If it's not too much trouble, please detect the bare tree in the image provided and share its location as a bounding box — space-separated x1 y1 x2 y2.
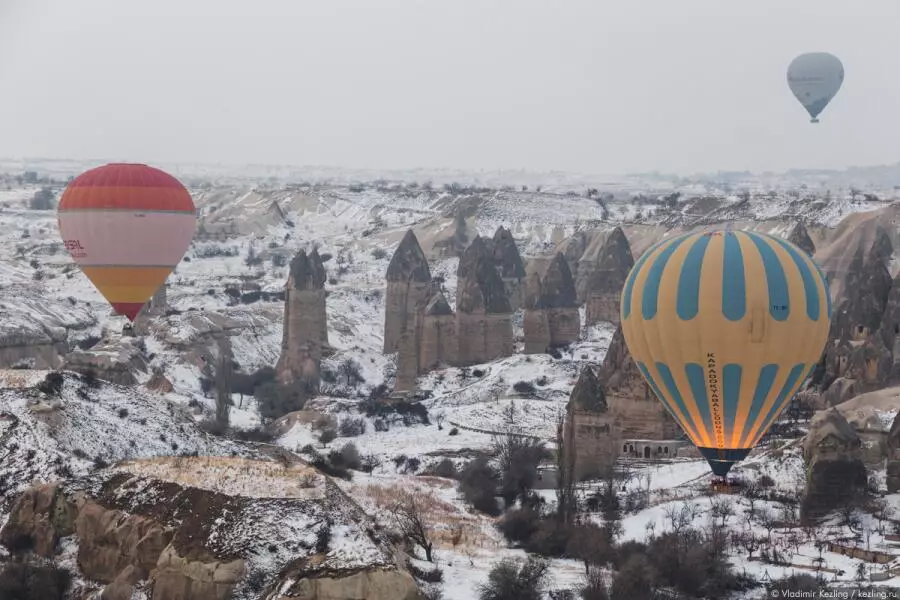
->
870 498 894 535
555 413 576 524
389 490 435 562
838 504 860 536
755 508 779 547
215 340 233 430
663 502 697 537
710 496 735 528
734 528 762 560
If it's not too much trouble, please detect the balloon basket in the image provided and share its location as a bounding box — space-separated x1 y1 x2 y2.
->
710 476 742 494
810 118 820 123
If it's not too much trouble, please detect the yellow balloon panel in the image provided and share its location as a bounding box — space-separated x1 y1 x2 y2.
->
620 230 831 461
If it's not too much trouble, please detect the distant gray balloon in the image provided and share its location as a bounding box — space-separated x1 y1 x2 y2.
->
787 52 844 123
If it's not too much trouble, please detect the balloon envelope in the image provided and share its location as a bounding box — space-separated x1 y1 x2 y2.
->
787 52 844 122
57 163 196 321
620 230 831 477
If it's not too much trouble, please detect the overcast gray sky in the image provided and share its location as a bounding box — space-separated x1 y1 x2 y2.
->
1 0 899 175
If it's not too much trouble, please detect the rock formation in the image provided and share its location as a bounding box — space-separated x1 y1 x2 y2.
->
800 408 868 523
384 230 432 353
63 336 149 386
564 367 615 479
490 227 526 312
523 253 580 353
788 221 816 257
276 249 328 389
0 459 421 600
888 412 900 492
816 239 896 404
597 326 681 440
559 230 589 283
455 237 514 365
420 291 456 371
395 288 458 392
582 227 634 325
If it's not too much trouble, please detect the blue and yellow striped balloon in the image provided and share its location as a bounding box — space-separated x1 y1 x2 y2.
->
620 229 831 477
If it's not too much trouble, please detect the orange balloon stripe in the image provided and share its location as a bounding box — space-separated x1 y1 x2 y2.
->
59 186 195 212
66 163 187 189
81 266 173 303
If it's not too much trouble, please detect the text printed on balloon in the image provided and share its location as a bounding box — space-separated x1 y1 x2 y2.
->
707 353 725 448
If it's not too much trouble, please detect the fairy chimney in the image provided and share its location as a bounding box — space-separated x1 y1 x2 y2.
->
456 238 514 365
420 290 457 370
583 227 634 326
395 287 459 393
276 249 328 387
523 253 580 353
598 325 681 440
384 230 432 353
788 221 816 257
564 367 615 479
491 227 526 312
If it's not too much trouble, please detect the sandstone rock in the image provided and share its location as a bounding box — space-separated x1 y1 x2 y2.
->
887 460 900 494
821 376 858 406
420 292 456 370
146 370 174 394
75 498 172 582
569 366 607 413
787 221 816 257
276 249 329 388
828 246 892 343
101 565 149 600
582 227 634 326
384 230 432 353
597 326 681 440
3 459 418 600
153 543 245 600
0 483 76 557
801 408 869 523
558 230 590 283
456 236 492 286
456 240 513 365
564 368 615 479
522 254 579 352
491 227 526 312
63 336 148 386
268 565 421 600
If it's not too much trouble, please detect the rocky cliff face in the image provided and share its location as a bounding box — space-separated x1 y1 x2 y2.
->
522 254 580 353
456 239 513 365
384 230 432 354
276 249 329 388
788 221 816 257
0 458 420 600
0 284 97 370
582 227 635 326
564 367 614 479
63 336 149 386
597 326 681 440
490 227 526 312
801 408 869 523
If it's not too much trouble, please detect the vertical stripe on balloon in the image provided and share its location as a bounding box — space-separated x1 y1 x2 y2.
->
676 235 711 320
721 233 747 321
746 233 790 321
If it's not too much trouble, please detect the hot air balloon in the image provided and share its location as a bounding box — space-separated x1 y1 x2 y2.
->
787 52 844 123
620 230 831 478
57 163 196 321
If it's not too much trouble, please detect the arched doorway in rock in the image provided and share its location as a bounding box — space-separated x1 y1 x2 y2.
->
644 446 651 458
